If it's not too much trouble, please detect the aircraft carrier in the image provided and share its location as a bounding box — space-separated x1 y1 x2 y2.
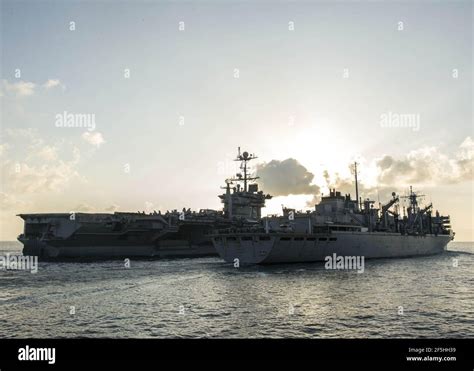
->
17 148 271 260
212 163 454 265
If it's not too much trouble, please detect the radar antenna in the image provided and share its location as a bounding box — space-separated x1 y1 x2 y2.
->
232 147 259 192
400 186 425 214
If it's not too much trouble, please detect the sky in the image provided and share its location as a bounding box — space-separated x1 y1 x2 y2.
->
0 0 473 240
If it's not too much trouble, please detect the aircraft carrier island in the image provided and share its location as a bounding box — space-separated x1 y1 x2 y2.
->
17 148 271 260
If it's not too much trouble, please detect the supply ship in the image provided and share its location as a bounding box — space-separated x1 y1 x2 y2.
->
211 163 454 265
17 148 271 260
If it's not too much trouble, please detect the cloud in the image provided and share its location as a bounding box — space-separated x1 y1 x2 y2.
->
73 203 94 212
82 132 105 148
317 137 473 204
255 137 472 209
376 136 473 186
5 128 37 139
0 192 28 210
43 79 64 90
7 128 60 162
321 168 393 202
323 170 356 195
256 158 320 196
2 80 36 97
1 129 81 194
144 201 155 213
105 204 119 212
2 78 64 97
35 145 58 161
4 161 80 193
0 143 9 157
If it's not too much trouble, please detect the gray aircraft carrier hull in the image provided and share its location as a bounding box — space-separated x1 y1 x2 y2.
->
21 239 217 261
212 231 452 264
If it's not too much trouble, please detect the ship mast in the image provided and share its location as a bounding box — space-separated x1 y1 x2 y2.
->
219 147 270 221
402 186 425 214
353 161 359 210
233 147 259 192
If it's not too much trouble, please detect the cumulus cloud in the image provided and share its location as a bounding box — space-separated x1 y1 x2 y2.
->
317 137 473 204
43 79 64 90
321 168 394 202
376 137 473 186
5 128 37 139
0 192 28 210
255 137 472 208
2 80 36 97
0 143 8 157
4 161 80 193
323 169 356 195
256 158 320 196
144 201 155 213
82 132 105 148
105 204 119 212
73 203 94 212
2 78 64 97
1 129 81 194
35 145 58 161
7 128 60 162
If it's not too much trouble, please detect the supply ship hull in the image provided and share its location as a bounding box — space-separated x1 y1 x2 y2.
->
212 231 452 264
211 183 454 265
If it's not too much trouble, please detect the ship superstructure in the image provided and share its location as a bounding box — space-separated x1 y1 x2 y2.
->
219 148 271 221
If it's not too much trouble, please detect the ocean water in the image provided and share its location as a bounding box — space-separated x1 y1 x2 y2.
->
0 241 473 338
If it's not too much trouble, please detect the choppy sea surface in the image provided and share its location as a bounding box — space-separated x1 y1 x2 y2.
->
0 241 473 338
